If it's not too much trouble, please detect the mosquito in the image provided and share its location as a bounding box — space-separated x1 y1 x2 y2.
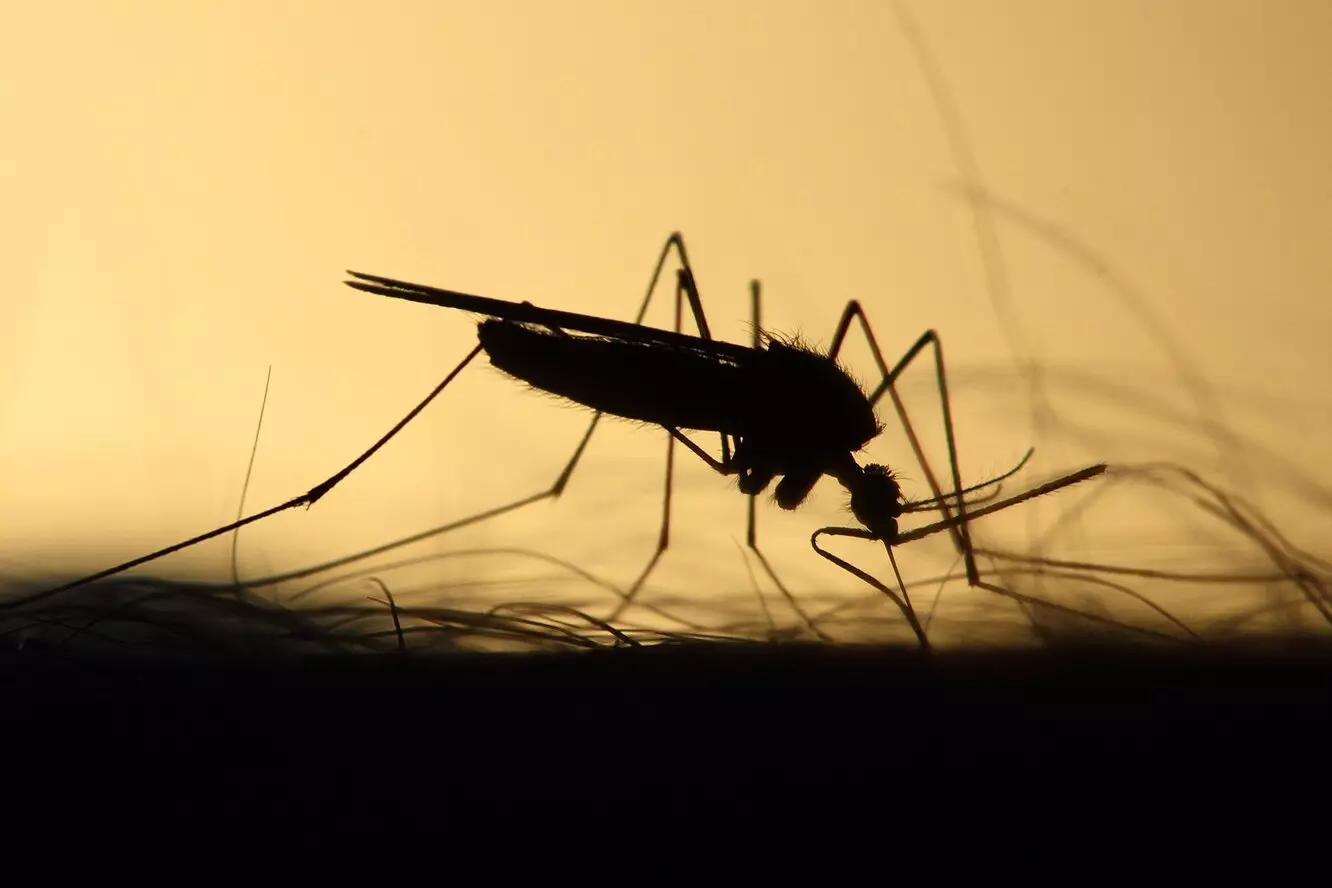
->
339 233 1107 646
13 233 1107 649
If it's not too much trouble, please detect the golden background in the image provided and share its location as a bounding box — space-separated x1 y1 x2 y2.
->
3 1 1329 644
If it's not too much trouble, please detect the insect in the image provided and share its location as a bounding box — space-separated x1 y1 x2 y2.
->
14 233 1108 649
340 233 1107 646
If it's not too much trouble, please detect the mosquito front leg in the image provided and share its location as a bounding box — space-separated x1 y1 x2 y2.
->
827 304 976 585
14 237 715 617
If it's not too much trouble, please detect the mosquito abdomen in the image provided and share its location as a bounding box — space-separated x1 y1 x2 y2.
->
477 319 745 432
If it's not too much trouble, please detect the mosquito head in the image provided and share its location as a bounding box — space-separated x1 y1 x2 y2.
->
829 457 905 541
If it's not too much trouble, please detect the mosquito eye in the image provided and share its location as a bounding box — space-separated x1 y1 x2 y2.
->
850 464 903 539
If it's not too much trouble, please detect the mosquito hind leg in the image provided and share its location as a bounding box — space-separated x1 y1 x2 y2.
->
290 234 738 633
10 342 492 610
637 232 733 460
601 237 737 625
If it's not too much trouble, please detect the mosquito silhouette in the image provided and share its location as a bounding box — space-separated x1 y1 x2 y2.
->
13 233 1109 648
339 234 1113 646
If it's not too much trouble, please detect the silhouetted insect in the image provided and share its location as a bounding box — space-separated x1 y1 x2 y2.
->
16 233 1106 648
337 233 1105 646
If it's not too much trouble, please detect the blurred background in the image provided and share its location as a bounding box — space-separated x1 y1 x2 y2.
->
2 0 1329 649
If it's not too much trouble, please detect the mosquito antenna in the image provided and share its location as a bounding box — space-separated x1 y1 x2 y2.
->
903 464 1107 547
903 447 1035 512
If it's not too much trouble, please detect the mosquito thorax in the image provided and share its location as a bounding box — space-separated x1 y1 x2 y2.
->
756 339 880 455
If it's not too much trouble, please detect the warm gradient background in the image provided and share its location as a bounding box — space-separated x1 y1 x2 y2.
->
2 1 1329 645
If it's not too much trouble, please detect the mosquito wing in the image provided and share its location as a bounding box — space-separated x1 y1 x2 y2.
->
345 270 754 361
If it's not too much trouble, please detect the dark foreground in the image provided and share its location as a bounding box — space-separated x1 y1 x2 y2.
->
5 640 1329 874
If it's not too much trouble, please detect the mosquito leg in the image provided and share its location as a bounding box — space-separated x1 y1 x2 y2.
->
603 238 735 625
636 232 713 335
826 304 976 584
746 280 761 549
494 232 728 505
639 232 731 462
741 280 829 639
808 462 1202 646
7 343 486 611
272 235 735 632
380 233 730 630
